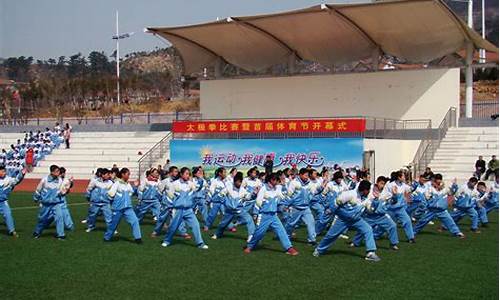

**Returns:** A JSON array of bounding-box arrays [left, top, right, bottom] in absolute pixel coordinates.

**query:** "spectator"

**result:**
[[264, 155, 274, 175], [475, 155, 486, 179], [63, 123, 72, 149], [25, 147, 34, 172], [423, 167, 434, 179], [484, 155, 499, 180], [164, 159, 171, 170]]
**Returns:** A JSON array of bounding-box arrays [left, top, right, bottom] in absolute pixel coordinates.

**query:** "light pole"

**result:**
[[112, 10, 134, 105], [480, 0, 486, 63]]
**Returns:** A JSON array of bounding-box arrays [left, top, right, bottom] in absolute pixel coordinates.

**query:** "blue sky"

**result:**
[[0, 0, 368, 59]]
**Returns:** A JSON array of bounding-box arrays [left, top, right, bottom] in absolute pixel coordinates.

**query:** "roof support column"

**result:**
[[465, 41, 474, 119], [371, 48, 380, 71], [288, 53, 296, 75], [214, 57, 223, 78]]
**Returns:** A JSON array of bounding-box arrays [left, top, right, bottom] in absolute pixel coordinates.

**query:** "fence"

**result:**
[[173, 116, 432, 140], [137, 132, 172, 180], [412, 107, 457, 177], [459, 101, 498, 119], [0, 111, 201, 127]]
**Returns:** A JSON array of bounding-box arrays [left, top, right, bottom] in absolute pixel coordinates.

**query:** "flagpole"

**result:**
[[116, 10, 120, 105]]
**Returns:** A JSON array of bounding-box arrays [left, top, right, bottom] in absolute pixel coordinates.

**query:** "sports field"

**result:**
[[0, 192, 498, 299]]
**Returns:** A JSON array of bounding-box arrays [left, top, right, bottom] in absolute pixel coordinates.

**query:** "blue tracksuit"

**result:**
[[192, 177, 209, 225], [483, 182, 498, 214], [134, 179, 161, 222], [449, 183, 479, 231], [406, 181, 428, 220], [104, 179, 142, 241], [33, 175, 66, 237], [60, 178, 74, 230], [309, 178, 326, 221], [0, 172, 24, 233], [247, 184, 292, 251], [242, 177, 262, 216], [153, 177, 188, 236], [381, 181, 415, 240], [214, 183, 255, 240], [316, 190, 377, 254], [315, 181, 346, 235], [205, 177, 227, 229], [413, 185, 462, 236], [355, 190, 399, 247], [86, 177, 113, 230], [162, 179, 205, 247], [284, 178, 318, 243]]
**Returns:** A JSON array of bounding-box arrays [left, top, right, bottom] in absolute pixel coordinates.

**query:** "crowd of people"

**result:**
[[0, 161, 497, 262], [0, 123, 72, 175]]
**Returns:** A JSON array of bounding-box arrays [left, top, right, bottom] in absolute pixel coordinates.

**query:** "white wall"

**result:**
[[364, 139, 421, 178], [201, 68, 459, 127]]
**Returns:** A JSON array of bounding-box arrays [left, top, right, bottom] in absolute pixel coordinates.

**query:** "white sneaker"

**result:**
[[211, 234, 217, 240], [365, 252, 381, 262], [85, 227, 93, 233], [80, 219, 87, 224], [199, 244, 209, 250], [339, 234, 349, 240], [161, 242, 169, 247], [312, 249, 320, 257], [114, 231, 119, 236], [429, 221, 435, 225]]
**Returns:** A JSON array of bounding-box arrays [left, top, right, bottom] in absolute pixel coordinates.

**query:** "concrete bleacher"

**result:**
[[428, 127, 499, 183], [25, 131, 170, 180], [0, 133, 26, 151]]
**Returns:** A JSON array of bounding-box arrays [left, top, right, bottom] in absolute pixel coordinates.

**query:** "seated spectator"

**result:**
[[484, 155, 499, 180], [475, 155, 486, 179]]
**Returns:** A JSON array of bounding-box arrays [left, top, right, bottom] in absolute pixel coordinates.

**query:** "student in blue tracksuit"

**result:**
[[475, 181, 493, 226], [449, 177, 481, 233], [309, 169, 326, 223], [351, 176, 399, 250], [204, 167, 228, 230], [161, 167, 208, 249], [104, 168, 142, 243], [135, 168, 161, 223], [380, 171, 415, 243], [192, 166, 209, 226], [413, 174, 465, 238], [284, 168, 319, 245], [0, 165, 25, 237], [406, 175, 429, 221], [211, 172, 256, 242], [242, 167, 263, 217], [152, 166, 189, 238], [59, 167, 74, 231], [313, 180, 381, 262], [33, 165, 67, 239], [85, 169, 114, 232], [244, 173, 299, 255], [315, 171, 348, 235]]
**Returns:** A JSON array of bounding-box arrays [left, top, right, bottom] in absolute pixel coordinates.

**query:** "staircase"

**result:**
[[26, 131, 170, 180], [428, 127, 499, 182]]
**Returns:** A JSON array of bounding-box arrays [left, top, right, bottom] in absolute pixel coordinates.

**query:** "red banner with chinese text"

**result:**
[[172, 119, 365, 133]]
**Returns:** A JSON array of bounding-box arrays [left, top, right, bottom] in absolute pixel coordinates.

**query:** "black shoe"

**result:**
[[308, 241, 317, 247], [481, 223, 489, 228], [408, 239, 416, 244], [8, 231, 19, 238], [32, 232, 40, 239], [135, 238, 143, 244], [56, 235, 66, 240]]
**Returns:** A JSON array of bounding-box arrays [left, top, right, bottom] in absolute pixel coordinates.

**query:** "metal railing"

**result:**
[[0, 111, 201, 127], [459, 101, 498, 119], [173, 116, 432, 140], [411, 107, 457, 177], [137, 132, 172, 180]]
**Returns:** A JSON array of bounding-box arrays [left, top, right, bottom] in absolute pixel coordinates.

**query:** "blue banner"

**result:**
[[170, 138, 363, 175]]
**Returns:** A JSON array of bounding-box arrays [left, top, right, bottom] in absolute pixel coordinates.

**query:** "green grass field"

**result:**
[[0, 192, 498, 299]]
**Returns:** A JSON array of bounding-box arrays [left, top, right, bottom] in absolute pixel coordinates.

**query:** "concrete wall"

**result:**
[[201, 68, 459, 127], [364, 139, 421, 178]]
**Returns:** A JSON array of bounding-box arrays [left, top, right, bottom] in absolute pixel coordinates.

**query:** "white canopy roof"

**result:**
[[147, 0, 498, 74]]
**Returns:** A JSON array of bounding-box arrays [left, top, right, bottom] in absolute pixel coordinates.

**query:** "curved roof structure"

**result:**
[[146, 0, 498, 74]]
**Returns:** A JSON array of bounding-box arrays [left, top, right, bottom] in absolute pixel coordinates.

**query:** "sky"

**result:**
[[0, 0, 368, 60]]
